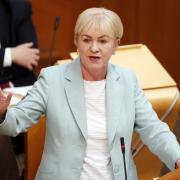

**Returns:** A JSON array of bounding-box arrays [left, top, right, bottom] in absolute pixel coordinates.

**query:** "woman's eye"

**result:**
[[100, 39, 107, 44], [82, 38, 90, 43]]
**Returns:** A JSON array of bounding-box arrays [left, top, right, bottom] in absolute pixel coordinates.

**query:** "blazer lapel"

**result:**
[[64, 58, 87, 141], [64, 61, 125, 144], [106, 64, 125, 148]]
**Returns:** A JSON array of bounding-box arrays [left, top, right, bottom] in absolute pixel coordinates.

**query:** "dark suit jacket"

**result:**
[[0, 0, 38, 86]]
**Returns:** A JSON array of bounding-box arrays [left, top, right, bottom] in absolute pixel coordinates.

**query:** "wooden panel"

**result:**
[[24, 116, 46, 180], [31, 0, 180, 88], [137, 0, 180, 88], [31, 0, 74, 65], [31, 0, 139, 71]]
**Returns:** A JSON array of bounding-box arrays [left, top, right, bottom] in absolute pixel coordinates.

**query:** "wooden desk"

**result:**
[[158, 168, 180, 180], [24, 116, 45, 180]]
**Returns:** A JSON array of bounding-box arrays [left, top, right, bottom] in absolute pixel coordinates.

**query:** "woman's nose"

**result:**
[[90, 42, 99, 52]]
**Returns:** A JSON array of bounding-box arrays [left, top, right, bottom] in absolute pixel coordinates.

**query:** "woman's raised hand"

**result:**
[[0, 88, 12, 119]]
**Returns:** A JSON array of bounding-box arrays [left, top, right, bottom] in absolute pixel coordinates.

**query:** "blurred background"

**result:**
[[31, 0, 180, 88]]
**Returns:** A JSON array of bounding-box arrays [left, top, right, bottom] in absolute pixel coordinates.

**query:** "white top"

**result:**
[[3, 48, 12, 67], [80, 80, 114, 180], [0, 41, 12, 67]]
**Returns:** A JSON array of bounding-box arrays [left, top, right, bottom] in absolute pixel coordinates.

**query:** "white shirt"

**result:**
[[0, 42, 12, 67], [4, 48, 12, 67], [80, 80, 115, 180]]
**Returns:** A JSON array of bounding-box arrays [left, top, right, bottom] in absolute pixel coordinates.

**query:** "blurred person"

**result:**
[[0, 7, 180, 180], [0, 0, 39, 88], [0, 0, 39, 179]]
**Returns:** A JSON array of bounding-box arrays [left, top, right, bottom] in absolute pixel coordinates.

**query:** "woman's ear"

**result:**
[[117, 38, 121, 46], [74, 34, 78, 46], [114, 38, 120, 51]]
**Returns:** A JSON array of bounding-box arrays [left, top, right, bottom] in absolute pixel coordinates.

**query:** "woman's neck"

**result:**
[[82, 69, 106, 81]]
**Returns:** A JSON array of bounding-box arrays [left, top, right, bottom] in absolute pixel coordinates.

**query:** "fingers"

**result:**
[[27, 59, 39, 71], [29, 48, 40, 59], [23, 42, 34, 48], [32, 48, 40, 54], [11, 43, 40, 70], [31, 59, 38, 68], [0, 88, 5, 98], [30, 53, 40, 69], [7, 93, 13, 103], [28, 49, 40, 61], [18, 43, 40, 55], [0, 91, 12, 116], [0, 90, 12, 103], [32, 59, 38, 66]]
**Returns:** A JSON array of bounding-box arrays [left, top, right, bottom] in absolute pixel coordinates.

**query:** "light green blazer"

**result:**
[[0, 58, 180, 180]]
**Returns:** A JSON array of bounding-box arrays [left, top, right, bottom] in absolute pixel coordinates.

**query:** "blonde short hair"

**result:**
[[74, 7, 123, 39]]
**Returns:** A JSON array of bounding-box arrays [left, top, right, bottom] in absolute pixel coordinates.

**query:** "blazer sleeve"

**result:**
[[133, 74, 180, 170], [0, 68, 49, 136]]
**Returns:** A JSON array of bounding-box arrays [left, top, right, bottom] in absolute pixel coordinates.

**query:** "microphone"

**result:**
[[120, 137, 127, 180], [48, 16, 60, 66]]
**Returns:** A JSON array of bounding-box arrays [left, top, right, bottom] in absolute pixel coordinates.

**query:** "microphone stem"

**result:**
[[48, 16, 60, 66], [48, 28, 57, 66], [122, 152, 127, 180]]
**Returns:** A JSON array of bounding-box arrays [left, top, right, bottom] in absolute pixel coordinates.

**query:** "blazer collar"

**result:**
[[64, 58, 125, 146], [64, 58, 88, 140], [106, 64, 125, 148]]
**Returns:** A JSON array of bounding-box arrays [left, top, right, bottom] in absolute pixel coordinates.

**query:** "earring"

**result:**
[[77, 49, 79, 55]]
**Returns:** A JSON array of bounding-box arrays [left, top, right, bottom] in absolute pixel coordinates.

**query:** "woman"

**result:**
[[0, 7, 180, 180]]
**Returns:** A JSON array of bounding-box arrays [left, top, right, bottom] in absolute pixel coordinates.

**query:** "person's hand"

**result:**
[[175, 158, 180, 168], [11, 42, 40, 71], [0, 88, 12, 120]]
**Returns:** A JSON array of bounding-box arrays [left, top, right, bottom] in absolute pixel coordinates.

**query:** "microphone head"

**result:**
[[120, 137, 127, 180], [120, 137, 124, 145], [54, 16, 60, 31], [48, 16, 60, 66], [120, 137, 125, 153]]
